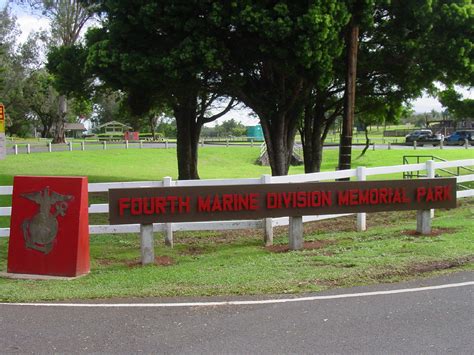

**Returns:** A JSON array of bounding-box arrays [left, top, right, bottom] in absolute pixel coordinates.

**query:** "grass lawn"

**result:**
[[0, 146, 472, 302]]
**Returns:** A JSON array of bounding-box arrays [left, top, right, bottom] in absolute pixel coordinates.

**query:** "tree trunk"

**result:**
[[174, 93, 200, 180], [338, 19, 359, 171], [52, 95, 67, 144], [356, 126, 370, 159], [260, 114, 298, 176]]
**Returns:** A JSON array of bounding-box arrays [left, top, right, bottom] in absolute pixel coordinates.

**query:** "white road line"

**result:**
[[1, 281, 473, 308]]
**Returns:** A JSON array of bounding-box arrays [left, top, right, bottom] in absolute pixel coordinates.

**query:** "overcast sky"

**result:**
[[6, 4, 472, 125]]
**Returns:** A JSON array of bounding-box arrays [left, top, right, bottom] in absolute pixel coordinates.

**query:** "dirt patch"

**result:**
[[95, 259, 115, 266], [155, 255, 175, 266], [127, 255, 175, 267], [403, 227, 458, 237], [408, 256, 474, 273], [266, 240, 336, 253], [371, 255, 474, 281]]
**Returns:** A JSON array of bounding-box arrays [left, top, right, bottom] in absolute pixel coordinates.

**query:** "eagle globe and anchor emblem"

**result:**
[[21, 187, 74, 254]]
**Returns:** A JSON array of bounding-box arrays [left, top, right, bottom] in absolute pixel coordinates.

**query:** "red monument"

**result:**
[[7, 176, 90, 277]]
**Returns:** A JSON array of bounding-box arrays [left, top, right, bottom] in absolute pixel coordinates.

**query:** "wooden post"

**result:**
[[163, 176, 173, 247], [289, 216, 303, 250], [139, 140, 143, 149], [226, 139, 229, 148], [261, 174, 273, 246], [388, 142, 391, 150], [26, 144, 31, 154], [140, 224, 154, 265], [465, 138, 469, 149], [251, 138, 254, 147], [356, 166, 367, 231], [440, 139, 443, 149], [416, 210, 431, 235], [413, 140, 417, 150], [165, 140, 169, 149], [372, 142, 375, 151]]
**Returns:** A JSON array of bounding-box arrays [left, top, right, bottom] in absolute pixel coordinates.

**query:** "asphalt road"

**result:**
[[1, 271, 472, 354]]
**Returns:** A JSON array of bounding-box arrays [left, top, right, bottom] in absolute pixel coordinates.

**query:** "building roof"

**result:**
[[96, 120, 133, 130]]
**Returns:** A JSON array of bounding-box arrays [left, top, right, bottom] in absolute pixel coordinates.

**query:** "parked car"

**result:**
[[416, 133, 443, 146], [444, 130, 474, 146], [405, 130, 432, 144]]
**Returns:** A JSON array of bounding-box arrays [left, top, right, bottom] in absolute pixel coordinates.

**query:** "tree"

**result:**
[[23, 69, 60, 137], [438, 87, 474, 123], [0, 7, 44, 136], [214, 1, 350, 176], [85, 0, 236, 179], [301, 0, 473, 173], [18, 0, 93, 143]]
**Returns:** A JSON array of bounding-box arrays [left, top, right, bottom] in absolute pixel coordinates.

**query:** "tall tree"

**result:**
[[85, 0, 236, 179], [18, 0, 93, 143], [215, 1, 350, 176], [301, 0, 473, 173]]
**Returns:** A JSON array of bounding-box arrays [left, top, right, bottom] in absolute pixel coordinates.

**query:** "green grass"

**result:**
[[0, 147, 472, 186], [0, 199, 472, 302], [0, 146, 472, 302]]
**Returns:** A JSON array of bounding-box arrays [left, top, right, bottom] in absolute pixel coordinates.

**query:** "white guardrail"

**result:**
[[0, 159, 473, 238]]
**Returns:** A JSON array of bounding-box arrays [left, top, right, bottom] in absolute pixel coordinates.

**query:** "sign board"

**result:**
[[109, 178, 457, 225], [8, 176, 90, 277], [0, 104, 5, 160]]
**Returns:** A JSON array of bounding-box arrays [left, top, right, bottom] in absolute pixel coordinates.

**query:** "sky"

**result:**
[[5, 3, 472, 126]]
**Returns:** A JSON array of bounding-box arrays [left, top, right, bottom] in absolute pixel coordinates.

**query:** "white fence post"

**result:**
[[261, 174, 273, 246], [140, 223, 154, 265], [163, 176, 174, 247], [68, 141, 73, 151], [14, 144, 18, 155], [465, 138, 469, 149], [289, 216, 303, 250], [356, 166, 367, 231], [48, 142, 52, 153], [372, 142, 375, 151], [125, 140, 129, 149], [440, 138, 443, 149], [251, 138, 254, 147], [165, 139, 169, 149], [26, 144, 31, 154], [139, 140, 143, 149], [426, 160, 435, 218], [413, 140, 417, 150], [103, 141, 107, 150], [388, 142, 391, 150], [81, 141, 85, 151]]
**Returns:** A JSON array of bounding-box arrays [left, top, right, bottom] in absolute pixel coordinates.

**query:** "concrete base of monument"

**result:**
[[0, 272, 88, 281]]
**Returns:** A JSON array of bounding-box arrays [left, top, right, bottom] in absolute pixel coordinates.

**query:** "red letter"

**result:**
[[338, 191, 350, 206], [119, 198, 130, 216], [198, 195, 211, 212], [130, 198, 143, 215], [267, 193, 278, 209]]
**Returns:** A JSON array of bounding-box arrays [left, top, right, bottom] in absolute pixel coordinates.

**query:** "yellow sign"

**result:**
[[0, 104, 5, 133]]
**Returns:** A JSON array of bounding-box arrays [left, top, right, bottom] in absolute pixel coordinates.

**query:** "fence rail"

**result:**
[[0, 159, 473, 238]]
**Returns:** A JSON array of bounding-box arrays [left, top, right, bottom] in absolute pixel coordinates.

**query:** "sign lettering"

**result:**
[[109, 178, 457, 225]]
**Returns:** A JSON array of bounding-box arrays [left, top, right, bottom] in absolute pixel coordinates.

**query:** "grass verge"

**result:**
[[0, 198, 472, 302]]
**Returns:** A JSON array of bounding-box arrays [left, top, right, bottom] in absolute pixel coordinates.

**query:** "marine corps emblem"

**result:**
[[21, 187, 74, 254]]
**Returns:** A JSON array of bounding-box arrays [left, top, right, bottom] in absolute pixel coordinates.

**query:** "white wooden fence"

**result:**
[[1, 159, 473, 240]]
